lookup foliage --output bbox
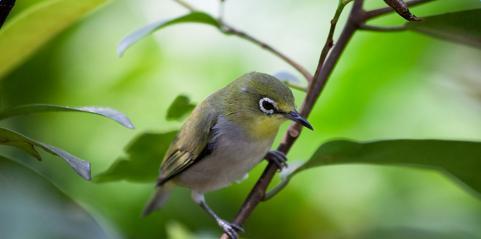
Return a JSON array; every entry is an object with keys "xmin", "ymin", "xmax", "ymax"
[
  {"xmin": 166, "ymin": 95, "xmax": 196, "ymax": 121},
  {"xmin": 1, "ymin": 0, "xmax": 481, "ymax": 238},
  {"xmin": 0, "ymin": 127, "xmax": 92, "ymax": 179},
  {"xmin": 0, "ymin": 0, "xmax": 108, "ymax": 79},
  {"xmin": 0, "ymin": 155, "xmax": 109, "ymax": 239},
  {"xmin": 118, "ymin": 11, "xmax": 221, "ymax": 57},
  {"xmin": 0, "ymin": 104, "xmax": 133, "ymax": 180},
  {"xmin": 267, "ymin": 139, "xmax": 481, "ymax": 199},
  {"xmin": 407, "ymin": 9, "xmax": 481, "ymax": 49},
  {"xmin": 95, "ymin": 131, "xmax": 177, "ymax": 183},
  {"xmin": 0, "ymin": 104, "xmax": 134, "ymax": 128}
]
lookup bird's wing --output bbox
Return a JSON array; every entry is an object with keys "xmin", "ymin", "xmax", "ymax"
[{"xmin": 157, "ymin": 100, "xmax": 218, "ymax": 185}]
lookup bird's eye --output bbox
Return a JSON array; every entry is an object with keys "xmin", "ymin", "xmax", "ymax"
[{"xmin": 259, "ymin": 97, "xmax": 276, "ymax": 115}]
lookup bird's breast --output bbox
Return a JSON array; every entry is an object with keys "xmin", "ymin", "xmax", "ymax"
[{"xmin": 175, "ymin": 116, "xmax": 275, "ymax": 192}]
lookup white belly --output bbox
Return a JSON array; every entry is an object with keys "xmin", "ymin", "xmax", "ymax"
[{"xmin": 174, "ymin": 116, "xmax": 274, "ymax": 193}]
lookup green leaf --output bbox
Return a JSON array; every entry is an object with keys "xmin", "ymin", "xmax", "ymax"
[
  {"xmin": 118, "ymin": 11, "xmax": 221, "ymax": 56},
  {"xmin": 0, "ymin": 127, "xmax": 91, "ymax": 180},
  {"xmin": 0, "ymin": 156, "xmax": 109, "ymax": 238},
  {"xmin": 94, "ymin": 131, "xmax": 177, "ymax": 183},
  {"xmin": 0, "ymin": 0, "xmax": 108, "ymax": 79},
  {"xmin": 0, "ymin": 104, "xmax": 135, "ymax": 129},
  {"xmin": 267, "ymin": 139, "xmax": 481, "ymax": 200},
  {"xmin": 358, "ymin": 227, "xmax": 478, "ymax": 239},
  {"xmin": 406, "ymin": 9, "xmax": 481, "ymax": 49},
  {"xmin": 166, "ymin": 95, "xmax": 196, "ymax": 121}
]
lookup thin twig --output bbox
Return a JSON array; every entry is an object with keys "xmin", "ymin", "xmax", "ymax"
[
  {"xmin": 173, "ymin": 0, "xmax": 313, "ymax": 82},
  {"xmin": 222, "ymin": 25, "xmax": 313, "ymax": 82},
  {"xmin": 311, "ymin": 0, "xmax": 353, "ymax": 92},
  {"xmin": 220, "ymin": 1, "xmax": 365, "ymax": 238},
  {"xmin": 364, "ymin": 0, "xmax": 436, "ymax": 20},
  {"xmin": 359, "ymin": 23, "xmax": 407, "ymax": 32},
  {"xmin": 174, "ymin": 0, "xmax": 195, "ymax": 11}
]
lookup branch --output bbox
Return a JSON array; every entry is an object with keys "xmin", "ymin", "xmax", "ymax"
[
  {"xmin": 173, "ymin": 0, "xmax": 313, "ymax": 82},
  {"xmin": 312, "ymin": 0, "xmax": 353, "ymax": 90},
  {"xmin": 359, "ymin": 23, "xmax": 407, "ymax": 32},
  {"xmin": 220, "ymin": 1, "xmax": 365, "ymax": 238},
  {"xmin": 364, "ymin": 0, "xmax": 436, "ymax": 20},
  {"xmin": 222, "ymin": 24, "xmax": 314, "ymax": 82}
]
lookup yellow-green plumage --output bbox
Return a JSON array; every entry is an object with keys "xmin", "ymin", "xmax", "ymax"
[
  {"xmin": 156, "ymin": 72, "xmax": 296, "ymax": 187},
  {"xmin": 143, "ymin": 72, "xmax": 311, "ymax": 238}
]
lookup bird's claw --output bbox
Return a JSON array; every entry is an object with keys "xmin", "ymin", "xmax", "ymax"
[
  {"xmin": 266, "ymin": 150, "xmax": 288, "ymax": 170},
  {"xmin": 218, "ymin": 219, "xmax": 244, "ymax": 239}
]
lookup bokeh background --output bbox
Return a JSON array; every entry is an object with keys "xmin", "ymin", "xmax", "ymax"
[{"xmin": 1, "ymin": 0, "xmax": 481, "ymax": 238}]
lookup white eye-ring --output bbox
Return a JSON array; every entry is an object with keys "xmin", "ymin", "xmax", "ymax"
[{"xmin": 259, "ymin": 97, "xmax": 277, "ymax": 115}]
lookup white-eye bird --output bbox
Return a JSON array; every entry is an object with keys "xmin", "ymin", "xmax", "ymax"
[{"xmin": 143, "ymin": 72, "xmax": 312, "ymax": 239}]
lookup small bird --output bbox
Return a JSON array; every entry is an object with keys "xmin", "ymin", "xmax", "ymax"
[{"xmin": 144, "ymin": 72, "xmax": 312, "ymax": 239}]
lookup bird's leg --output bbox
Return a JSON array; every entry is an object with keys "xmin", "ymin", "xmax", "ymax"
[
  {"xmin": 191, "ymin": 191, "xmax": 244, "ymax": 239},
  {"xmin": 265, "ymin": 150, "xmax": 288, "ymax": 170}
]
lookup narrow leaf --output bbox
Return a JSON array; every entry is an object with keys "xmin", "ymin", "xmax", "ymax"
[
  {"xmin": 0, "ymin": 128, "xmax": 41, "ymax": 160},
  {"xmin": 166, "ymin": 95, "xmax": 196, "ymax": 121},
  {"xmin": 407, "ymin": 9, "xmax": 481, "ymax": 49},
  {"xmin": 267, "ymin": 139, "xmax": 481, "ymax": 199},
  {"xmin": 94, "ymin": 131, "xmax": 177, "ymax": 183},
  {"xmin": 118, "ymin": 11, "xmax": 221, "ymax": 56},
  {"xmin": 0, "ymin": 127, "xmax": 91, "ymax": 180},
  {"xmin": 0, "ymin": 104, "xmax": 135, "ymax": 129},
  {"xmin": 0, "ymin": 0, "xmax": 108, "ymax": 79}
]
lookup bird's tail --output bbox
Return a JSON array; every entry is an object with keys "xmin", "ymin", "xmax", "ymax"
[{"xmin": 142, "ymin": 183, "xmax": 173, "ymax": 217}]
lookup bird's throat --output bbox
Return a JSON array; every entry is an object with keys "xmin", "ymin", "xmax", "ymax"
[{"xmin": 245, "ymin": 116, "xmax": 283, "ymax": 140}]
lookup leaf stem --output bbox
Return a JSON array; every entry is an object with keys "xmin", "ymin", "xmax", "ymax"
[{"xmin": 173, "ymin": 0, "xmax": 313, "ymax": 82}]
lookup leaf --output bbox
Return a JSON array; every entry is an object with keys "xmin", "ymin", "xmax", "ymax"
[
  {"xmin": 118, "ymin": 11, "xmax": 221, "ymax": 56},
  {"xmin": 0, "ymin": 104, "xmax": 135, "ymax": 129},
  {"xmin": 166, "ymin": 221, "xmax": 196, "ymax": 239},
  {"xmin": 406, "ymin": 9, "xmax": 481, "ymax": 49},
  {"xmin": 166, "ymin": 95, "xmax": 196, "ymax": 121},
  {"xmin": 273, "ymin": 71, "xmax": 307, "ymax": 92},
  {"xmin": 94, "ymin": 131, "xmax": 177, "ymax": 183},
  {"xmin": 0, "ymin": 127, "xmax": 91, "ymax": 180},
  {"xmin": 0, "ymin": 156, "xmax": 109, "ymax": 239},
  {"xmin": 0, "ymin": 0, "xmax": 108, "ymax": 79},
  {"xmin": 267, "ymin": 139, "xmax": 481, "ymax": 199},
  {"xmin": 358, "ymin": 227, "xmax": 478, "ymax": 239}
]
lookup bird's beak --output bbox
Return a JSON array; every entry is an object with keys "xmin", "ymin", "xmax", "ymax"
[{"xmin": 285, "ymin": 111, "xmax": 313, "ymax": 130}]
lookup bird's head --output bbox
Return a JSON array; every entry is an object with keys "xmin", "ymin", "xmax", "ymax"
[{"xmin": 222, "ymin": 72, "xmax": 312, "ymax": 139}]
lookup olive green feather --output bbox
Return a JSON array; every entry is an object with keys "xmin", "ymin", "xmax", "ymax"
[{"xmin": 157, "ymin": 97, "xmax": 219, "ymax": 185}]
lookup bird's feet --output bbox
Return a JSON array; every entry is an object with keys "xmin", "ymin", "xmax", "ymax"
[
  {"xmin": 266, "ymin": 150, "xmax": 288, "ymax": 170},
  {"xmin": 217, "ymin": 219, "xmax": 244, "ymax": 239}
]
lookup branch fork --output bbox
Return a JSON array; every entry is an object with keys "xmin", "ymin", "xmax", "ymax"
[
  {"xmin": 170, "ymin": 0, "xmax": 437, "ymax": 238},
  {"xmin": 217, "ymin": 0, "xmax": 435, "ymax": 238}
]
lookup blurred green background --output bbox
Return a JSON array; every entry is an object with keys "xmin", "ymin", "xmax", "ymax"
[{"xmin": 1, "ymin": 0, "xmax": 481, "ymax": 238}]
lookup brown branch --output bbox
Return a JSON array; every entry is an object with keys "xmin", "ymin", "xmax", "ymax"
[
  {"xmin": 173, "ymin": 0, "xmax": 313, "ymax": 82},
  {"xmin": 222, "ymin": 24, "xmax": 314, "ymax": 82},
  {"xmin": 364, "ymin": 0, "xmax": 436, "ymax": 20},
  {"xmin": 312, "ymin": 0, "xmax": 352, "ymax": 93},
  {"xmin": 220, "ymin": 0, "xmax": 366, "ymax": 238}
]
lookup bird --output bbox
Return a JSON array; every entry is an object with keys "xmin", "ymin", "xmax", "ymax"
[{"xmin": 143, "ymin": 72, "xmax": 312, "ymax": 239}]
